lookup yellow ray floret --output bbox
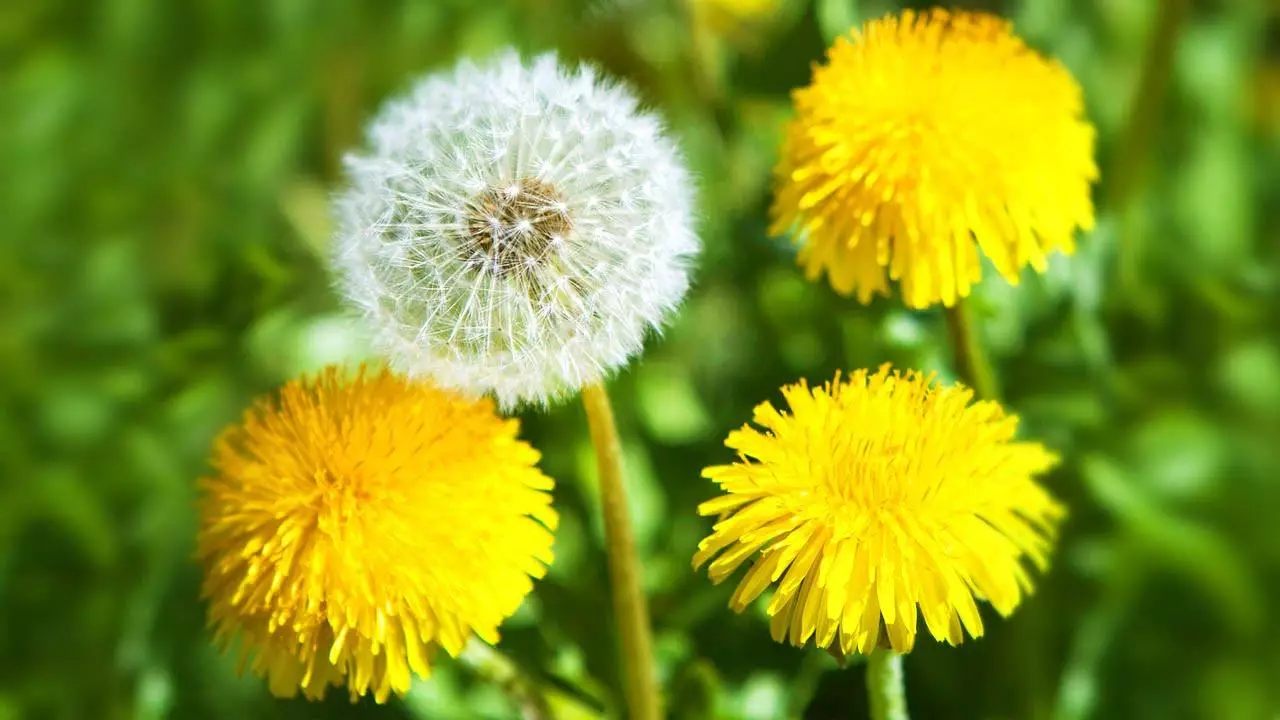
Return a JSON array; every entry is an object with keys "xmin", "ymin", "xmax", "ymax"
[
  {"xmin": 693, "ymin": 366, "xmax": 1063, "ymax": 655},
  {"xmin": 196, "ymin": 365, "xmax": 557, "ymax": 702},
  {"xmin": 770, "ymin": 9, "xmax": 1097, "ymax": 308}
]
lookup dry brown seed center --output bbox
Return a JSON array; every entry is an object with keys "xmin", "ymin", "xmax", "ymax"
[{"xmin": 462, "ymin": 177, "xmax": 571, "ymax": 275}]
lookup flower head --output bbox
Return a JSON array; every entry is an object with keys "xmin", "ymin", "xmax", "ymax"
[
  {"xmin": 197, "ymin": 365, "xmax": 557, "ymax": 702},
  {"xmin": 770, "ymin": 9, "xmax": 1097, "ymax": 308},
  {"xmin": 333, "ymin": 51, "xmax": 698, "ymax": 409},
  {"xmin": 693, "ymin": 366, "xmax": 1063, "ymax": 655}
]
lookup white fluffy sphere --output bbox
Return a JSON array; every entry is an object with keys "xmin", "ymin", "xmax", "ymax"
[{"xmin": 332, "ymin": 50, "xmax": 698, "ymax": 408}]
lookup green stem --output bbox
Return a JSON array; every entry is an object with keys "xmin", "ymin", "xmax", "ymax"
[
  {"xmin": 945, "ymin": 298, "xmax": 1000, "ymax": 400},
  {"xmin": 458, "ymin": 642, "xmax": 553, "ymax": 720},
  {"xmin": 458, "ymin": 642, "xmax": 603, "ymax": 720},
  {"xmin": 1111, "ymin": 0, "xmax": 1190, "ymax": 296},
  {"xmin": 947, "ymin": 298, "xmax": 1049, "ymax": 718},
  {"xmin": 866, "ymin": 650, "xmax": 909, "ymax": 720},
  {"xmin": 581, "ymin": 383, "xmax": 660, "ymax": 720}
]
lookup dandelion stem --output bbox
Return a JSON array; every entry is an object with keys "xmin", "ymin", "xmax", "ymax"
[
  {"xmin": 458, "ymin": 641, "xmax": 605, "ymax": 720},
  {"xmin": 458, "ymin": 642, "xmax": 553, "ymax": 720},
  {"xmin": 1112, "ymin": 0, "xmax": 1190, "ymax": 297},
  {"xmin": 581, "ymin": 382, "xmax": 660, "ymax": 720},
  {"xmin": 866, "ymin": 650, "xmax": 909, "ymax": 720},
  {"xmin": 945, "ymin": 298, "xmax": 1000, "ymax": 400}
]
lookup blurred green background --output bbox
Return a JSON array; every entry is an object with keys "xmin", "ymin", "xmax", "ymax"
[{"xmin": 3, "ymin": 0, "xmax": 1278, "ymax": 718}]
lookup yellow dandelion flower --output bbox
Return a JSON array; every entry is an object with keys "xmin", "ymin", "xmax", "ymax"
[
  {"xmin": 770, "ymin": 9, "xmax": 1097, "ymax": 308},
  {"xmin": 197, "ymin": 365, "xmax": 557, "ymax": 702},
  {"xmin": 693, "ymin": 366, "xmax": 1063, "ymax": 656}
]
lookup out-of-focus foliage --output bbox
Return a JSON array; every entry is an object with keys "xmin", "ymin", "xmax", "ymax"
[{"xmin": 1, "ymin": 0, "xmax": 1277, "ymax": 718}]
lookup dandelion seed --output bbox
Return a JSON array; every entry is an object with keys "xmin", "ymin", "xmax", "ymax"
[
  {"xmin": 694, "ymin": 366, "xmax": 1064, "ymax": 655},
  {"xmin": 333, "ymin": 51, "xmax": 698, "ymax": 408},
  {"xmin": 197, "ymin": 366, "xmax": 557, "ymax": 702},
  {"xmin": 770, "ymin": 9, "xmax": 1098, "ymax": 308}
]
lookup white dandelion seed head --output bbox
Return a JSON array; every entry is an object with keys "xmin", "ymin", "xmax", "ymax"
[{"xmin": 332, "ymin": 50, "xmax": 699, "ymax": 409}]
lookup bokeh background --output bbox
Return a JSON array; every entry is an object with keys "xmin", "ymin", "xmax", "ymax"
[{"xmin": 3, "ymin": 0, "xmax": 1278, "ymax": 718}]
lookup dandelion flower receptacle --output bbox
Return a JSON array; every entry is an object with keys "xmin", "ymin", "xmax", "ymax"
[
  {"xmin": 770, "ymin": 9, "xmax": 1097, "ymax": 309},
  {"xmin": 197, "ymin": 366, "xmax": 557, "ymax": 702},
  {"xmin": 693, "ymin": 366, "xmax": 1064, "ymax": 656},
  {"xmin": 333, "ymin": 50, "xmax": 698, "ymax": 409}
]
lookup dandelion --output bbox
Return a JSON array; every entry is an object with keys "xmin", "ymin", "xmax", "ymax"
[
  {"xmin": 693, "ymin": 366, "xmax": 1063, "ymax": 656},
  {"xmin": 770, "ymin": 9, "xmax": 1097, "ymax": 308},
  {"xmin": 197, "ymin": 366, "xmax": 557, "ymax": 702},
  {"xmin": 333, "ymin": 50, "xmax": 698, "ymax": 409}
]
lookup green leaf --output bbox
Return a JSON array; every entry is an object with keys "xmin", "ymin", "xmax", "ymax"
[
  {"xmin": 1081, "ymin": 455, "xmax": 1263, "ymax": 636},
  {"xmin": 815, "ymin": 0, "xmax": 860, "ymax": 45},
  {"xmin": 636, "ymin": 359, "xmax": 713, "ymax": 444},
  {"xmin": 669, "ymin": 659, "xmax": 720, "ymax": 720}
]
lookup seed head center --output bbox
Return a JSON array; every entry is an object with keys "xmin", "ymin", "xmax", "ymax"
[{"xmin": 463, "ymin": 178, "xmax": 571, "ymax": 275}]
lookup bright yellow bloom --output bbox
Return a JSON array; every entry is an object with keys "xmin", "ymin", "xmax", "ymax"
[
  {"xmin": 197, "ymin": 366, "xmax": 557, "ymax": 702},
  {"xmin": 693, "ymin": 366, "xmax": 1063, "ymax": 655},
  {"xmin": 770, "ymin": 9, "xmax": 1097, "ymax": 308}
]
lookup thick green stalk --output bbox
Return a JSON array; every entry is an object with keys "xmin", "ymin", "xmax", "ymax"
[
  {"xmin": 947, "ymin": 297, "xmax": 1052, "ymax": 717},
  {"xmin": 1111, "ymin": 0, "xmax": 1191, "ymax": 296},
  {"xmin": 945, "ymin": 298, "xmax": 1000, "ymax": 400},
  {"xmin": 581, "ymin": 383, "xmax": 660, "ymax": 720},
  {"xmin": 866, "ymin": 650, "xmax": 909, "ymax": 720}
]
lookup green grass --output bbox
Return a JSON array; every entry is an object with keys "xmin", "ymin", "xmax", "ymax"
[{"xmin": 2, "ymin": 0, "xmax": 1278, "ymax": 718}]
